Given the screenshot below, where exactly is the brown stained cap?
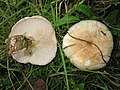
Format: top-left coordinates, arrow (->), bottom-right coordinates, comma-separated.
33,80 -> 47,90
62,20 -> 113,70
6,16 -> 57,65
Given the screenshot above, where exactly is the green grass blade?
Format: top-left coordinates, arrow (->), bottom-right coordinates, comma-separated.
58,42 -> 70,90
76,4 -> 92,17
5,0 -> 12,15
0,6 -> 30,26
54,15 -> 79,26
91,84 -> 108,90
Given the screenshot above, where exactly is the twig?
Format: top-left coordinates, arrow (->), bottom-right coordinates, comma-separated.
7,58 -> 15,90
22,72 -> 34,90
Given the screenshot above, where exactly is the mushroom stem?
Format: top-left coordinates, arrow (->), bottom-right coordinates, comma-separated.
5,35 -> 35,55
67,32 -> 107,64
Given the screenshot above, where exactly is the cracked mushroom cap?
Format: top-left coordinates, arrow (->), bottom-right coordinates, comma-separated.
62,20 -> 113,70
8,16 -> 57,65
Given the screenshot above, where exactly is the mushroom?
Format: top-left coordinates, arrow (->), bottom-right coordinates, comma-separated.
32,79 -> 48,90
5,16 -> 57,65
62,20 -> 113,70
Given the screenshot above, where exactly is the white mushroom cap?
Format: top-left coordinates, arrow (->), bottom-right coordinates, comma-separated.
9,16 -> 57,65
62,20 -> 113,70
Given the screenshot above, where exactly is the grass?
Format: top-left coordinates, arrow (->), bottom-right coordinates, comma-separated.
0,0 -> 120,90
